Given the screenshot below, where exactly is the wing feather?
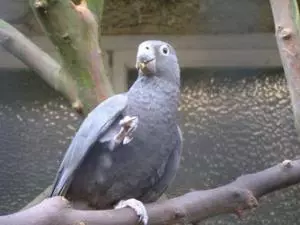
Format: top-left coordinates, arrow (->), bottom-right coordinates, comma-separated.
50,94 -> 128,197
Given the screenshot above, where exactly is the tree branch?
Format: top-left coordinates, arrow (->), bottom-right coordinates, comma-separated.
30,0 -> 114,114
0,19 -> 82,111
17,0 -> 114,210
3,159 -> 300,225
269,0 -> 300,133
19,0 -> 113,208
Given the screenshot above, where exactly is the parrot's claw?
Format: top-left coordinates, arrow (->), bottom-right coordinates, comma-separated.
118,116 -> 138,145
108,116 -> 138,151
114,198 -> 148,225
123,135 -> 133,145
119,116 -> 138,131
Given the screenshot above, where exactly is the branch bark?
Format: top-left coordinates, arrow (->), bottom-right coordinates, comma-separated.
30,0 -> 114,114
20,0 -> 114,209
0,19 -> 82,111
269,0 -> 300,133
3,159 -> 300,225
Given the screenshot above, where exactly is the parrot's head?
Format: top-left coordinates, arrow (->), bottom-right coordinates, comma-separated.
135,40 -> 180,86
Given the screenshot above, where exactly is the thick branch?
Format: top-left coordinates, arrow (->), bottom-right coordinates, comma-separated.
3,159 -> 300,225
0,19 -> 82,111
22,0 -> 113,209
30,0 -> 114,114
269,0 -> 300,132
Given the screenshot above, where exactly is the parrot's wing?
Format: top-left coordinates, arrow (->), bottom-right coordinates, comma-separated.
50,93 -> 128,197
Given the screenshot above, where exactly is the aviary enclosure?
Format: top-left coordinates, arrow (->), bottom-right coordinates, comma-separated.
0,0 -> 300,225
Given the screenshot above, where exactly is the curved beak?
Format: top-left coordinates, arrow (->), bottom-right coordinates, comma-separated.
135,42 -> 156,75
136,58 -> 156,75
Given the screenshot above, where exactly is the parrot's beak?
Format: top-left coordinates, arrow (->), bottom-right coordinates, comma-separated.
136,58 -> 156,75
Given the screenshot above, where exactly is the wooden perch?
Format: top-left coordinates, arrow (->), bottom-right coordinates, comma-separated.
269,0 -> 300,132
0,19 -> 82,111
2,159 -> 300,225
30,0 -> 114,114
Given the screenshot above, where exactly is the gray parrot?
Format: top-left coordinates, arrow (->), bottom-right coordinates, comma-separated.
49,40 -> 182,224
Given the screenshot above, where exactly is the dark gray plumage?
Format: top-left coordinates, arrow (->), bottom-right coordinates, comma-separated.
50,40 -> 182,211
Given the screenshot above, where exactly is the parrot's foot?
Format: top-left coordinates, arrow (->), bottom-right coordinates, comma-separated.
109,116 -> 138,151
115,198 -> 148,225
119,116 -> 138,144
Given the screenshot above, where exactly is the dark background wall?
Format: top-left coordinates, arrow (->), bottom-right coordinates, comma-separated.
13,0 -> 276,36
102,0 -> 274,35
0,70 -> 82,213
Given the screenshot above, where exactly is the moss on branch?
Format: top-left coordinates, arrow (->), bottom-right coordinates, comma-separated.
30,0 -> 113,114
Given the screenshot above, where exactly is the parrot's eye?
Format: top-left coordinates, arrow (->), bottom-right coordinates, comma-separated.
159,45 -> 169,56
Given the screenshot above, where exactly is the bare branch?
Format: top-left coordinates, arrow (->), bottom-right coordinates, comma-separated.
21,185 -> 53,211
2,159 -> 300,225
19,0 -> 112,210
30,0 -> 114,114
269,0 -> 300,133
0,19 -> 82,111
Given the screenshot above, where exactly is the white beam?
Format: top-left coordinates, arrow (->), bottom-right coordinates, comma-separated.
0,34 -> 282,93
